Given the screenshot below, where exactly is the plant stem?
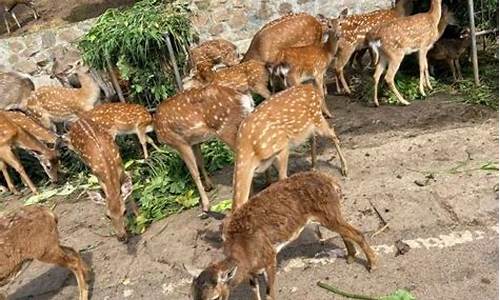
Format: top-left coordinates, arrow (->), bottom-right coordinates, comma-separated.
317,282 -> 379,300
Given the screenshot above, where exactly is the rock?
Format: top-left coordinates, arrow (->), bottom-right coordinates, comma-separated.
192,14 -> 209,28
8,41 -> 25,53
213,7 -> 231,23
298,0 -> 312,4
59,27 -> 81,43
194,0 -> 210,10
395,240 -> 410,257
209,24 -> 224,35
228,12 -> 248,30
41,31 -> 56,49
278,2 -> 293,15
14,60 -> 38,74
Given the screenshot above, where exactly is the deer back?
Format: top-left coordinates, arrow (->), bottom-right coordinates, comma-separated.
3,111 -> 58,145
190,39 -> 240,70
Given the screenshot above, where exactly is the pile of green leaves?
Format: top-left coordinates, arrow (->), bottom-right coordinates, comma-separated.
78,0 -> 196,108
317,282 -> 416,300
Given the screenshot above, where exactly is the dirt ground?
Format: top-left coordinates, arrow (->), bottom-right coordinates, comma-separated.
1,92 -> 499,299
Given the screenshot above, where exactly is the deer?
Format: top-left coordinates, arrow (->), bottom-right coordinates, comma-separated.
0,205 -> 89,300
184,59 -> 272,99
68,116 -> 133,242
154,84 -> 254,214
242,13 -> 325,65
367,0 -> 442,106
0,111 -> 58,195
333,0 -> 414,95
186,171 -> 377,300
0,70 -> 34,110
2,110 -> 58,146
82,102 -> 155,159
232,82 -> 347,211
0,0 -> 39,34
270,10 -> 347,118
21,70 -> 100,131
189,39 -> 240,75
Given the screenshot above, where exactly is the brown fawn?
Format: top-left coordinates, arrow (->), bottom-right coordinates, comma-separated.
187,171 -> 377,300
0,206 -> 89,300
154,84 -> 254,214
83,102 -> 155,159
0,0 -> 39,34
68,117 -> 132,242
0,111 -> 58,195
189,39 -> 240,74
367,0 -> 442,106
232,82 -> 347,210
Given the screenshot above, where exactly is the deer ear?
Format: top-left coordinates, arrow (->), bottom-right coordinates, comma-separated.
220,266 -> 238,283
322,31 -> 330,43
183,263 -> 203,278
340,8 -> 349,18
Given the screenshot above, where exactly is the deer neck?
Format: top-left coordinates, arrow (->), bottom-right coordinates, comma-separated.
77,73 -> 100,107
323,31 -> 338,63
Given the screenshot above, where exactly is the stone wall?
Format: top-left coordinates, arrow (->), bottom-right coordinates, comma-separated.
0,0 -> 392,81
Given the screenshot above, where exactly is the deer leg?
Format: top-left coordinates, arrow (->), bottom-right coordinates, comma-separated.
0,160 -> 18,194
384,55 -> 409,105
424,58 -> 433,90
232,158 -> 257,210
274,147 -> 289,180
10,11 -> 21,28
30,6 -> 39,19
455,59 -> 464,80
3,15 -> 11,34
250,276 -> 262,300
337,68 -> 351,95
135,127 -> 149,159
317,120 -> 347,176
317,75 -> 333,118
372,59 -> 386,107
193,144 -> 214,191
0,146 -> 37,194
447,59 -> 457,81
264,255 -> 277,300
253,83 -> 272,99
418,51 -> 428,96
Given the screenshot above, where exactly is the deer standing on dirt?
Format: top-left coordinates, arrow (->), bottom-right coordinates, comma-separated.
232,82 -> 347,210
0,71 -> 34,110
83,102 -> 155,159
428,28 -> 471,81
0,112 -> 58,195
68,117 -> 132,242
333,0 -> 414,94
154,84 -> 254,214
0,0 -> 39,34
187,171 -> 377,300
22,71 -> 100,131
367,0 -> 442,106
189,39 -> 240,74
0,206 -> 89,300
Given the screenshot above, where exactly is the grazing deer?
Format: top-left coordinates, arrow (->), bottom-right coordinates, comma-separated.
68,117 -> 132,242
22,70 -> 100,131
428,28 -> 471,81
0,71 -> 34,110
186,59 -> 271,99
187,171 -> 377,300
243,13 -> 324,64
271,10 -> 347,118
154,84 -> 254,214
0,112 -> 58,195
0,206 -> 89,300
232,82 -> 347,210
189,39 -> 240,73
3,110 -> 58,146
367,0 -> 442,106
0,0 -> 39,34
333,0 -> 414,94
83,102 -> 155,159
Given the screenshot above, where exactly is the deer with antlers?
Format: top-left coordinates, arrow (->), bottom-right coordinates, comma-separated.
68,117 -> 132,241
232,82 -> 347,210
154,84 -> 254,214
0,111 -> 58,195
367,0 -> 442,106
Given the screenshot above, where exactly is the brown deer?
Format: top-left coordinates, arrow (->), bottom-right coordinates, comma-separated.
187,171 -> 377,300
189,39 -> 240,74
333,0 -> 414,94
185,59 -> 271,99
3,110 -> 58,146
82,102 -> 155,159
243,13 -> 324,64
271,10 -> 347,118
22,70 -> 100,131
154,84 -> 254,214
68,117 -> 132,242
0,112 -> 58,195
0,206 -> 89,300
0,71 -> 34,110
367,0 -> 442,106
0,0 -> 39,34
428,28 -> 471,81
232,82 -> 347,210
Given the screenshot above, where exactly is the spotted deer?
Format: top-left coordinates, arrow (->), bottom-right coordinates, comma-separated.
367,0 -> 442,106
0,0 -> 39,34
68,117 -> 132,242
0,206 -> 89,300
3,110 -> 58,146
187,171 -> 377,300
83,102 -> 155,159
0,70 -> 34,110
189,39 -> 240,74
0,112 -> 58,195
243,13 -> 324,64
232,82 -> 347,210
22,70 -> 100,131
154,84 -> 254,214
333,0 -> 414,94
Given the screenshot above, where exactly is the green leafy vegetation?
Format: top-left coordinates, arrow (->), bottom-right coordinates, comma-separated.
317,282 -> 416,300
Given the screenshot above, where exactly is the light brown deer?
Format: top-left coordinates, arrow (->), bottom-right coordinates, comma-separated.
0,71 -> 34,110
428,28 -> 471,81
189,39 -> 240,74
333,0 -> 414,94
0,112 -> 58,195
367,0 -> 442,106
22,71 -> 100,131
154,84 -> 254,214
271,10 -> 347,118
0,0 -> 39,34
187,171 -> 377,300
0,205 -> 89,300
232,83 -> 347,210
82,102 -> 155,159
68,117 -> 132,242
186,59 -> 271,99
243,13 -> 324,64
3,110 -> 58,145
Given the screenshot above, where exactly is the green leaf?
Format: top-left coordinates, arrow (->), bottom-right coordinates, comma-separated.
211,199 -> 232,213
381,290 -> 416,300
